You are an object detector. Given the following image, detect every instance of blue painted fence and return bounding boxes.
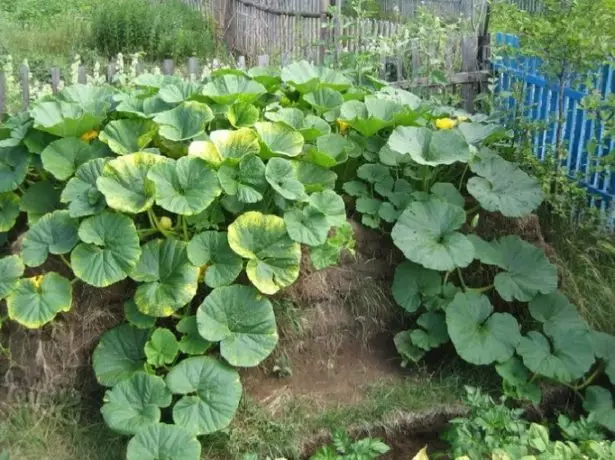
[492,32,614,222]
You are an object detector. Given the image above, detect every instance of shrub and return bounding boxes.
[90,0,215,61]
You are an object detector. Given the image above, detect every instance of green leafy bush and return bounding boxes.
[1,58,614,458]
[90,0,215,61]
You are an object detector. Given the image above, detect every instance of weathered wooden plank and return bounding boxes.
[51,67,61,94]
[393,70,489,89]
[461,34,478,112]
[107,62,116,83]
[0,71,5,115]
[20,64,29,110]
[187,57,199,79]
[162,59,175,76]
[78,65,87,84]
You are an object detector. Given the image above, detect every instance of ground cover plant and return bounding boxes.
[1,57,614,459]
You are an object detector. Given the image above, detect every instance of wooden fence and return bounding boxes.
[0,30,489,116]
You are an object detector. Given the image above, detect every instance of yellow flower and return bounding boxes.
[80,130,99,142]
[32,275,44,289]
[159,216,173,230]
[337,119,351,135]
[435,118,457,130]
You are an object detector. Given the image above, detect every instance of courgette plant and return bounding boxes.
[0,59,613,459]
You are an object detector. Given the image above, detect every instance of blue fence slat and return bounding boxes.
[493,32,614,220]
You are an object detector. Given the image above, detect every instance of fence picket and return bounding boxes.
[0,71,5,116]
[51,68,61,94]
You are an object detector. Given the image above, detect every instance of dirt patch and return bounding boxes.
[0,275,129,401]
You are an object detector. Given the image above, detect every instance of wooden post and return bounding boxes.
[188,57,199,80]
[51,68,61,94]
[257,55,270,67]
[78,65,87,84]
[334,0,342,65]
[162,59,175,76]
[461,34,478,113]
[0,71,5,116]
[20,64,29,110]
[319,0,330,65]
[107,61,116,83]
[237,55,246,69]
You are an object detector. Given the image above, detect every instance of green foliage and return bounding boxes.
[310,429,390,460]
[442,387,614,460]
[90,0,215,61]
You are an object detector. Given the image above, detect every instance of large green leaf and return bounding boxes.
[387,126,471,166]
[101,372,172,435]
[0,255,24,299]
[255,122,304,158]
[71,211,141,287]
[469,235,558,302]
[458,122,507,145]
[126,423,201,460]
[124,298,156,329]
[21,210,79,267]
[309,190,346,226]
[7,273,72,329]
[410,311,449,351]
[303,88,344,113]
[129,239,199,317]
[177,316,212,355]
[187,232,243,288]
[295,161,337,193]
[202,75,266,105]
[468,156,544,217]
[197,285,278,367]
[189,128,260,167]
[517,330,594,383]
[144,328,179,367]
[153,102,214,142]
[30,101,105,137]
[92,324,149,387]
[227,211,301,294]
[394,330,426,364]
[446,292,521,365]
[99,119,157,155]
[0,193,20,231]
[305,133,351,168]
[265,157,307,201]
[376,86,421,109]
[583,386,615,432]
[284,206,329,246]
[281,60,352,93]
[97,152,166,214]
[339,97,405,137]
[148,156,221,215]
[41,138,108,181]
[528,292,588,336]
[392,261,441,313]
[158,81,201,104]
[60,158,108,218]
[20,181,62,223]
[218,155,266,203]
[591,331,615,385]
[0,145,30,192]
[165,356,242,435]
[391,197,474,271]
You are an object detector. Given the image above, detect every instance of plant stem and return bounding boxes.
[70,277,80,285]
[147,208,173,238]
[572,365,604,391]
[58,254,72,270]
[182,216,189,241]
[456,268,468,290]
[466,284,494,294]
[458,163,469,191]
[443,270,451,285]
[466,205,480,216]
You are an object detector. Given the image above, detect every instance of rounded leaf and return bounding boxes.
[97,152,166,214]
[144,328,179,367]
[391,197,474,271]
[7,273,72,329]
[227,102,260,128]
[130,239,199,317]
[124,298,156,329]
[202,75,266,105]
[30,100,105,138]
[303,88,344,113]
[92,324,149,387]
[0,145,30,192]
[197,285,278,367]
[529,292,588,336]
[218,155,267,203]
[227,212,301,294]
[148,156,221,215]
[583,386,615,432]
[189,128,260,166]
[468,156,544,217]
[388,126,470,166]
[153,101,214,142]
[165,356,242,435]
[309,190,346,227]
[71,211,141,287]
[0,255,25,299]
[99,119,157,155]
[101,372,172,435]
[591,331,615,385]
[41,138,108,180]
[22,210,79,267]
[284,207,329,246]
[0,193,20,231]
[126,423,201,460]
[177,316,212,355]
[187,232,243,288]
[61,158,108,217]
[517,330,594,383]
[255,122,304,158]
[446,292,521,365]
[20,181,62,222]
[281,60,352,93]
[265,158,307,201]
[392,261,441,313]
